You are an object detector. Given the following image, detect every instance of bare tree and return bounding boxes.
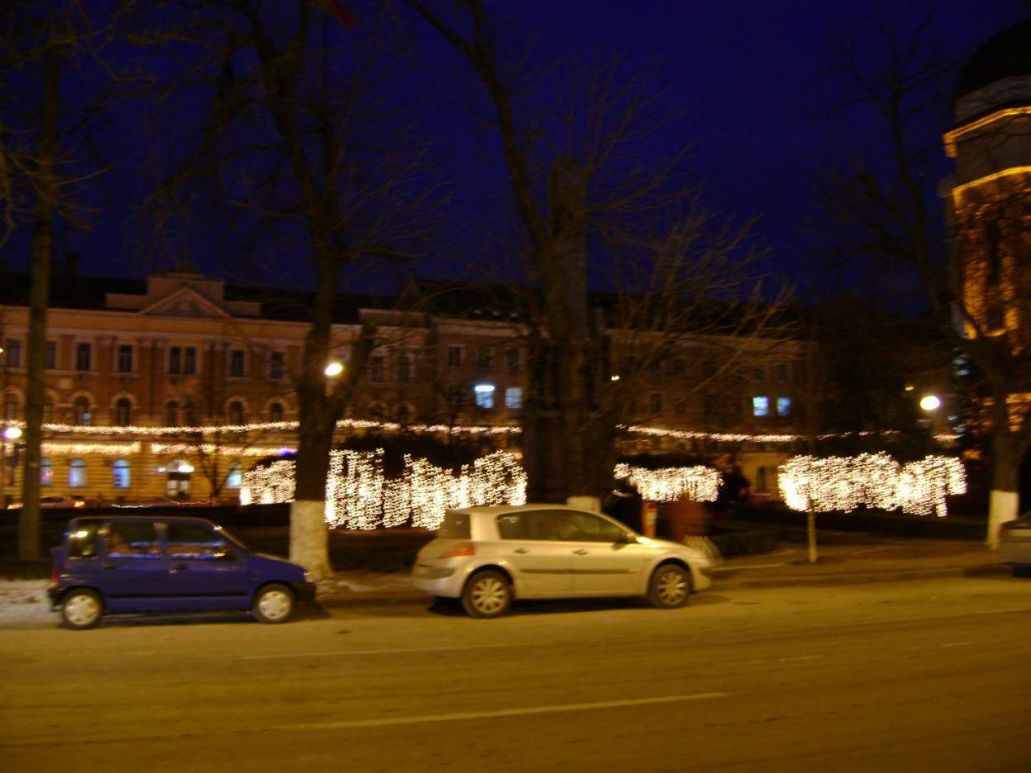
[820,15,1031,546]
[136,1,435,577]
[404,0,790,504]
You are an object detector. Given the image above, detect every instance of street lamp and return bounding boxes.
[919,395,941,412]
[324,361,344,378]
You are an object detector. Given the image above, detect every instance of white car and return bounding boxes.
[412,503,713,618]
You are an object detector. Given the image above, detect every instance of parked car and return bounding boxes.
[7,495,86,510]
[412,504,713,618]
[999,514,1031,575]
[48,515,316,629]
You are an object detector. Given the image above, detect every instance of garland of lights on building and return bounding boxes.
[778,453,966,517]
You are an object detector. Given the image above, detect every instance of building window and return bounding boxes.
[649,392,664,414]
[753,366,765,382]
[776,363,789,384]
[447,346,463,368]
[396,402,413,424]
[477,346,493,370]
[398,355,413,384]
[183,400,196,425]
[776,396,792,417]
[269,351,285,380]
[113,459,131,489]
[69,458,87,488]
[504,387,523,410]
[674,398,688,415]
[268,402,284,422]
[114,397,132,426]
[368,401,385,420]
[76,342,92,371]
[506,348,520,374]
[4,339,21,368]
[40,458,53,487]
[3,395,17,420]
[226,462,243,490]
[369,356,385,383]
[227,400,245,425]
[752,395,769,417]
[228,349,246,378]
[45,340,57,369]
[117,344,134,373]
[165,401,179,426]
[42,400,53,423]
[74,396,91,426]
[169,346,198,375]
[474,383,495,409]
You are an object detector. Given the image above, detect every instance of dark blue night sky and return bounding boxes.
[6,0,1025,305]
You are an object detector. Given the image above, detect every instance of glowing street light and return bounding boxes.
[324,361,344,378]
[919,395,941,412]
[2,426,22,441]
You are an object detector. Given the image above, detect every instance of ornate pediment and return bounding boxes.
[139,287,233,319]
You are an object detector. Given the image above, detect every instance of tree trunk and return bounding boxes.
[19,45,60,561]
[986,419,1020,549]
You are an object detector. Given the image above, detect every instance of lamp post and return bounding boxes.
[0,424,22,509]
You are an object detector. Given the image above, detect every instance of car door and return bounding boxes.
[494,510,573,597]
[95,521,172,610]
[163,521,251,608]
[558,511,652,596]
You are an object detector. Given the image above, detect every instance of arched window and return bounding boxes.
[368,401,385,420]
[396,402,413,425]
[40,458,53,487]
[183,400,196,426]
[73,397,91,426]
[113,459,131,489]
[69,458,87,488]
[165,401,179,426]
[268,402,284,422]
[114,397,132,426]
[227,400,245,425]
[3,394,17,420]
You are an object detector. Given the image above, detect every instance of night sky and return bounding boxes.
[6,0,1026,305]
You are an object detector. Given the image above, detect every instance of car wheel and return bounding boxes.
[252,584,295,623]
[648,564,691,609]
[461,570,511,618]
[60,589,103,630]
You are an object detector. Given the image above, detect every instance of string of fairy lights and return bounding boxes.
[778,453,967,517]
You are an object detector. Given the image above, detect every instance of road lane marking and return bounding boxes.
[277,692,729,731]
[244,643,516,660]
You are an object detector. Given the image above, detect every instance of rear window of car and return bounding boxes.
[437,512,471,539]
[105,522,161,558]
[167,522,230,559]
[496,511,557,540]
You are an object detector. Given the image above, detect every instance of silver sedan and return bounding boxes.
[412,503,713,617]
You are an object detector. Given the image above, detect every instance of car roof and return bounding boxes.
[68,515,218,527]
[453,504,601,517]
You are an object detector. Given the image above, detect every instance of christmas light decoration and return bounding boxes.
[42,441,141,456]
[614,463,719,503]
[150,442,287,457]
[779,453,966,517]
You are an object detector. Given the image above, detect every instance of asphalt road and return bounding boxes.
[3,576,1031,772]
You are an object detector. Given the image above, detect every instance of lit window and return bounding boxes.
[777,397,792,417]
[505,387,522,409]
[474,383,496,409]
[40,458,53,487]
[113,460,131,489]
[69,458,87,488]
[227,462,242,489]
[752,396,769,417]
[74,397,91,426]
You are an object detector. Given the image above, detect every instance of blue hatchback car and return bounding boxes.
[48,515,316,629]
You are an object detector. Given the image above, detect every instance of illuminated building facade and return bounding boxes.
[0,266,806,506]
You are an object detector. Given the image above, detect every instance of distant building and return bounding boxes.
[0,265,808,506]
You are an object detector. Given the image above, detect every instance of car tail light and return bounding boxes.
[438,542,475,559]
[49,564,59,584]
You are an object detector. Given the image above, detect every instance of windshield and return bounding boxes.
[215,524,249,551]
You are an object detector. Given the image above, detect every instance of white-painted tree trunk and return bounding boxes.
[987,489,1019,550]
[289,499,333,581]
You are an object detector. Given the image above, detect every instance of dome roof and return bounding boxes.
[956,21,1031,99]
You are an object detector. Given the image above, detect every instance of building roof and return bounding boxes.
[956,21,1031,99]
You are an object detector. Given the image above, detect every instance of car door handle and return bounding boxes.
[514,548,530,554]
[573,549,589,555]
